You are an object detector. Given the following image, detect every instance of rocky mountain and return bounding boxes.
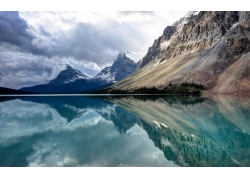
[20,64,108,93]
[20,53,137,93]
[48,64,90,85]
[94,52,137,83]
[112,11,250,94]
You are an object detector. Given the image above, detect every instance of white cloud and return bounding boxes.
[19,11,188,63]
[0,11,188,88]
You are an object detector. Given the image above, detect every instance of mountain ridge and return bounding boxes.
[20,53,137,93]
[43,64,90,85]
[111,11,250,94]
[0,86,36,95]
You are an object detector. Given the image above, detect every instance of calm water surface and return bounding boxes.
[0,95,249,167]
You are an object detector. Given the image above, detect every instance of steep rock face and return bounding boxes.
[94,53,137,82]
[141,11,250,68]
[140,13,194,68]
[209,52,250,94]
[113,11,250,94]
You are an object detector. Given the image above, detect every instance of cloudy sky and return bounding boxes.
[0,11,188,89]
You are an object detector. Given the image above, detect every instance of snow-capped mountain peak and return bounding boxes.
[49,64,90,85]
[20,57,137,93]
[94,53,137,83]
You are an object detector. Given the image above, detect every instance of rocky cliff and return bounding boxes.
[112,11,250,94]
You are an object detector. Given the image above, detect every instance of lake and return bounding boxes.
[0,94,249,167]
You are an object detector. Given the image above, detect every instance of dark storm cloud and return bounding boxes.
[0,12,50,59]
[0,11,188,89]
[0,11,145,66]
[39,25,51,37]
[30,20,146,66]
[53,22,134,65]
[0,11,34,50]
[0,50,63,89]
[0,11,150,88]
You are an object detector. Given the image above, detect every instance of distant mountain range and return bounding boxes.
[112,11,250,94]
[0,86,36,95]
[3,11,250,95]
[19,53,137,93]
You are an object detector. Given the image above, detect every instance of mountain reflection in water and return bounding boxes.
[0,95,249,167]
[109,95,250,167]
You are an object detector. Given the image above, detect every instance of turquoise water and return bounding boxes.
[0,95,249,167]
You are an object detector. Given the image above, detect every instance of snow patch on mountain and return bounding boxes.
[160,60,167,65]
[96,70,116,82]
[153,61,160,67]
[63,75,90,84]
[230,22,238,30]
